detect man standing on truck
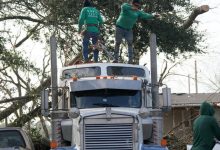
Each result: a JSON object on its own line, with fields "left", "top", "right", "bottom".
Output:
{"left": 191, "top": 101, "right": 220, "bottom": 150}
{"left": 78, "top": 0, "right": 104, "bottom": 63}
{"left": 114, "top": 0, "right": 158, "bottom": 64}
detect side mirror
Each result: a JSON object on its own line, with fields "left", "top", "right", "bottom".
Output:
{"left": 41, "top": 89, "right": 49, "bottom": 116}
{"left": 162, "top": 87, "right": 171, "bottom": 111}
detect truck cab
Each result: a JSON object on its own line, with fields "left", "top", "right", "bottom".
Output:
{"left": 42, "top": 63, "right": 170, "bottom": 150}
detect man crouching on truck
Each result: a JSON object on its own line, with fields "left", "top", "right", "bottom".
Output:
{"left": 192, "top": 101, "right": 220, "bottom": 150}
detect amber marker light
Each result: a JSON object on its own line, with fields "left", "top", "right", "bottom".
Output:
{"left": 161, "top": 138, "right": 167, "bottom": 147}
{"left": 109, "top": 76, "right": 114, "bottom": 79}
{"left": 96, "top": 76, "right": 101, "bottom": 79}
{"left": 133, "top": 76, "right": 138, "bottom": 80}
{"left": 72, "top": 76, "right": 78, "bottom": 81}
{"left": 50, "top": 140, "right": 58, "bottom": 149}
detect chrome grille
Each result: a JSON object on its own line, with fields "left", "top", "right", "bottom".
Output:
{"left": 84, "top": 123, "right": 133, "bottom": 150}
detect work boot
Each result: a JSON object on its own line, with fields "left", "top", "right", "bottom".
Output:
{"left": 84, "top": 59, "right": 91, "bottom": 63}
{"left": 112, "top": 60, "right": 118, "bottom": 63}
{"left": 128, "top": 60, "right": 134, "bottom": 64}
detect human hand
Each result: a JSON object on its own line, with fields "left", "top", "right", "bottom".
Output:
{"left": 154, "top": 14, "right": 161, "bottom": 18}
{"left": 78, "top": 30, "right": 85, "bottom": 36}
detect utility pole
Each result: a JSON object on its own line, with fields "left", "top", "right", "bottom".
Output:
{"left": 188, "top": 74, "right": 191, "bottom": 94}
{"left": 150, "top": 33, "right": 159, "bottom": 108}
{"left": 150, "top": 33, "right": 163, "bottom": 145}
{"left": 50, "top": 34, "right": 58, "bottom": 114}
{"left": 50, "top": 34, "right": 60, "bottom": 146}
{"left": 195, "top": 60, "right": 198, "bottom": 93}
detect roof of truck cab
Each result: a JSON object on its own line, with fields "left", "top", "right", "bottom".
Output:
{"left": 62, "top": 63, "right": 149, "bottom": 70}
{"left": 61, "top": 63, "right": 150, "bottom": 77}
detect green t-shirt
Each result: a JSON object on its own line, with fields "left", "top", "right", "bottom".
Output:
{"left": 116, "top": 3, "right": 154, "bottom": 30}
{"left": 192, "top": 102, "right": 220, "bottom": 150}
{"left": 78, "top": 7, "right": 103, "bottom": 33}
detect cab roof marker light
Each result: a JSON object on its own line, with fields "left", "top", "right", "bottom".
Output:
{"left": 133, "top": 76, "right": 138, "bottom": 80}
{"left": 96, "top": 76, "right": 114, "bottom": 79}
{"left": 109, "top": 76, "right": 114, "bottom": 79}
{"left": 96, "top": 76, "right": 101, "bottom": 79}
{"left": 72, "top": 76, "right": 78, "bottom": 81}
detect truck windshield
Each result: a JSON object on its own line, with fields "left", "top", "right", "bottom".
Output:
{"left": 71, "top": 89, "right": 141, "bottom": 108}
{"left": 107, "top": 66, "right": 145, "bottom": 77}
{"left": 62, "top": 67, "right": 101, "bottom": 79}
{"left": 0, "top": 130, "right": 26, "bottom": 148}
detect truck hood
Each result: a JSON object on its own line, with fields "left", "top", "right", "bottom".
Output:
{"left": 79, "top": 107, "right": 139, "bottom": 118}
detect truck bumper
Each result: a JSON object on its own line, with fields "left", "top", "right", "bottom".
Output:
{"left": 53, "top": 145, "right": 168, "bottom": 150}
{"left": 141, "top": 144, "right": 168, "bottom": 150}
{"left": 54, "top": 146, "right": 78, "bottom": 150}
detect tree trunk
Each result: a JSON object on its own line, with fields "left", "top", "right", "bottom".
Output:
{"left": 39, "top": 115, "right": 49, "bottom": 139}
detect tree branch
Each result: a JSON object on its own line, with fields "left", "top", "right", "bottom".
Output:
{"left": 182, "top": 5, "right": 209, "bottom": 29}
{"left": 0, "top": 77, "right": 51, "bottom": 121}
{"left": 0, "top": 16, "right": 46, "bottom": 24}
{"left": 0, "top": 95, "right": 37, "bottom": 104}
{"left": 8, "top": 106, "right": 41, "bottom": 127}
{"left": 14, "top": 23, "right": 41, "bottom": 48}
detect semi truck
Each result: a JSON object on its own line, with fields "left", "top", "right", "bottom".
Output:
{"left": 41, "top": 62, "right": 171, "bottom": 150}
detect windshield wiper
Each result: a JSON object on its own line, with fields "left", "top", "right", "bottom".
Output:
{"left": 93, "top": 103, "right": 119, "bottom": 107}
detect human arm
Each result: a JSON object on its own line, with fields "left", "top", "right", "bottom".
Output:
{"left": 138, "top": 11, "right": 155, "bottom": 20}
{"left": 78, "top": 8, "right": 86, "bottom": 33}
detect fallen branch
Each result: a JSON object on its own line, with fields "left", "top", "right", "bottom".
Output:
{"left": 182, "top": 5, "right": 209, "bottom": 29}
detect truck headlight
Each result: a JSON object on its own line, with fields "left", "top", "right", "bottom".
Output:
{"left": 69, "top": 107, "right": 80, "bottom": 118}
{"left": 138, "top": 107, "right": 150, "bottom": 118}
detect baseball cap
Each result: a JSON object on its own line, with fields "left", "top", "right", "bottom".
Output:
{"left": 83, "top": 0, "right": 92, "bottom": 7}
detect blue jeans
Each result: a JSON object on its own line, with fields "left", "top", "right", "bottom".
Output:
{"left": 82, "top": 32, "right": 99, "bottom": 62}
{"left": 114, "top": 26, "right": 133, "bottom": 64}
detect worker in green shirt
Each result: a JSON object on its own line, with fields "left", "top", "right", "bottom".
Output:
{"left": 114, "top": 0, "right": 158, "bottom": 64}
{"left": 192, "top": 101, "right": 220, "bottom": 150}
{"left": 78, "top": 0, "right": 103, "bottom": 63}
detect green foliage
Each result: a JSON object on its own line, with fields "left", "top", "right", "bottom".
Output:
{"left": 28, "top": 127, "right": 42, "bottom": 143}
{"left": 0, "top": 0, "right": 206, "bottom": 63}
{"left": 99, "top": 0, "right": 204, "bottom": 61}
{"left": 145, "top": 18, "right": 204, "bottom": 58}
{"left": 0, "top": 49, "right": 41, "bottom": 74}
{"left": 0, "top": 37, "right": 6, "bottom": 59}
